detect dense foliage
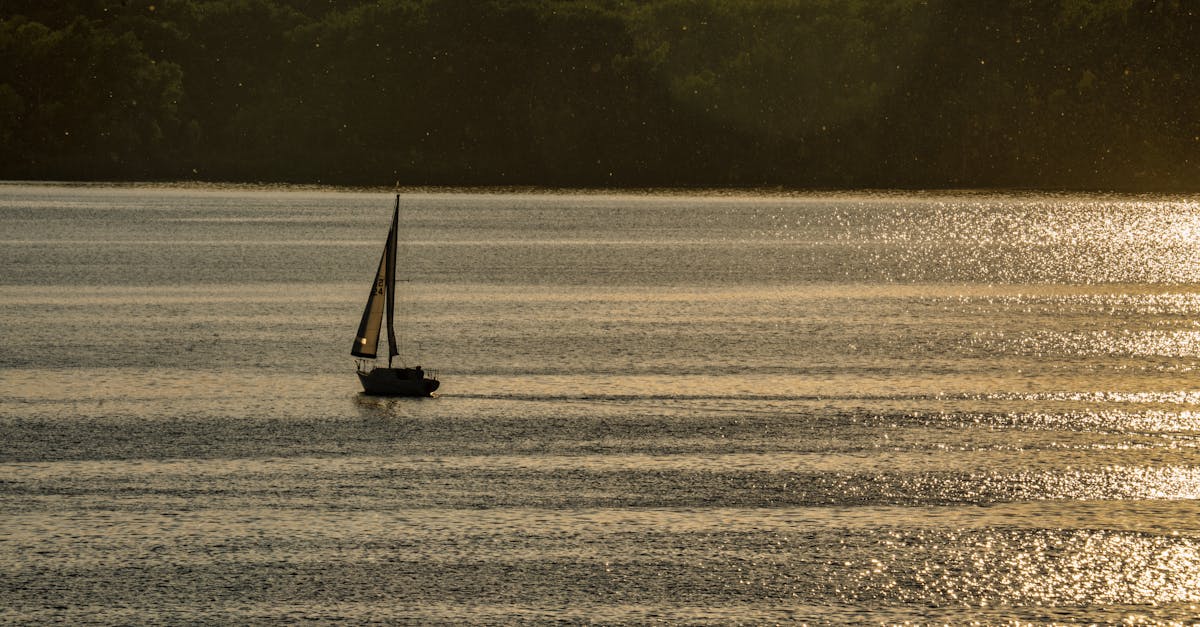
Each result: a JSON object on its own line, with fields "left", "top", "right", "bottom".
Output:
{"left": 2, "top": 0, "right": 1197, "bottom": 189}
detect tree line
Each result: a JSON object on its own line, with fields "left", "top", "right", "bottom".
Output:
{"left": 2, "top": 0, "right": 1197, "bottom": 189}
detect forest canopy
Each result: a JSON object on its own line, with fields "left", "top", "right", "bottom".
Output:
{"left": 1, "top": 0, "right": 1197, "bottom": 189}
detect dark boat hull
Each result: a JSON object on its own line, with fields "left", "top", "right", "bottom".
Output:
{"left": 357, "top": 368, "right": 440, "bottom": 397}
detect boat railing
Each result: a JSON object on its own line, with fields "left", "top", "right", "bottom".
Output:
{"left": 356, "top": 360, "right": 437, "bottom": 380}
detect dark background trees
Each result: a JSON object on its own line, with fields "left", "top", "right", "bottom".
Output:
{"left": 1, "top": 0, "right": 1197, "bottom": 189}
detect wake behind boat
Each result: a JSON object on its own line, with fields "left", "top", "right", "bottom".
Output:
{"left": 351, "top": 195, "right": 440, "bottom": 397}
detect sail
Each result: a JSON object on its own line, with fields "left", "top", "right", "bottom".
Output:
{"left": 384, "top": 197, "right": 400, "bottom": 363}
{"left": 351, "top": 246, "right": 388, "bottom": 358}
{"left": 352, "top": 196, "right": 403, "bottom": 361}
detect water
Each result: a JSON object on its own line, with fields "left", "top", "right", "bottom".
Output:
{"left": 2, "top": 183, "right": 1199, "bottom": 624}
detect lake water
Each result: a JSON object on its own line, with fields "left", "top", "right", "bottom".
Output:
{"left": 2, "top": 183, "right": 1200, "bottom": 624}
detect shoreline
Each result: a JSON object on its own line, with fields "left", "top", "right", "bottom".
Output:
{"left": 1, "top": 179, "right": 1195, "bottom": 200}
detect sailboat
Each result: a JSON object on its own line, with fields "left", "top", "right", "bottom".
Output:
{"left": 352, "top": 195, "right": 440, "bottom": 396}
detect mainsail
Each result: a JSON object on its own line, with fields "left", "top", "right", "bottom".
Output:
{"left": 352, "top": 197, "right": 401, "bottom": 362}
{"left": 383, "top": 197, "right": 399, "bottom": 364}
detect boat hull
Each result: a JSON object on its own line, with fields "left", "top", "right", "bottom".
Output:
{"left": 357, "top": 368, "right": 440, "bottom": 397}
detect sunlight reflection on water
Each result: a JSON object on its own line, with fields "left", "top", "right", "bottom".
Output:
{"left": 3, "top": 186, "right": 1200, "bottom": 623}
